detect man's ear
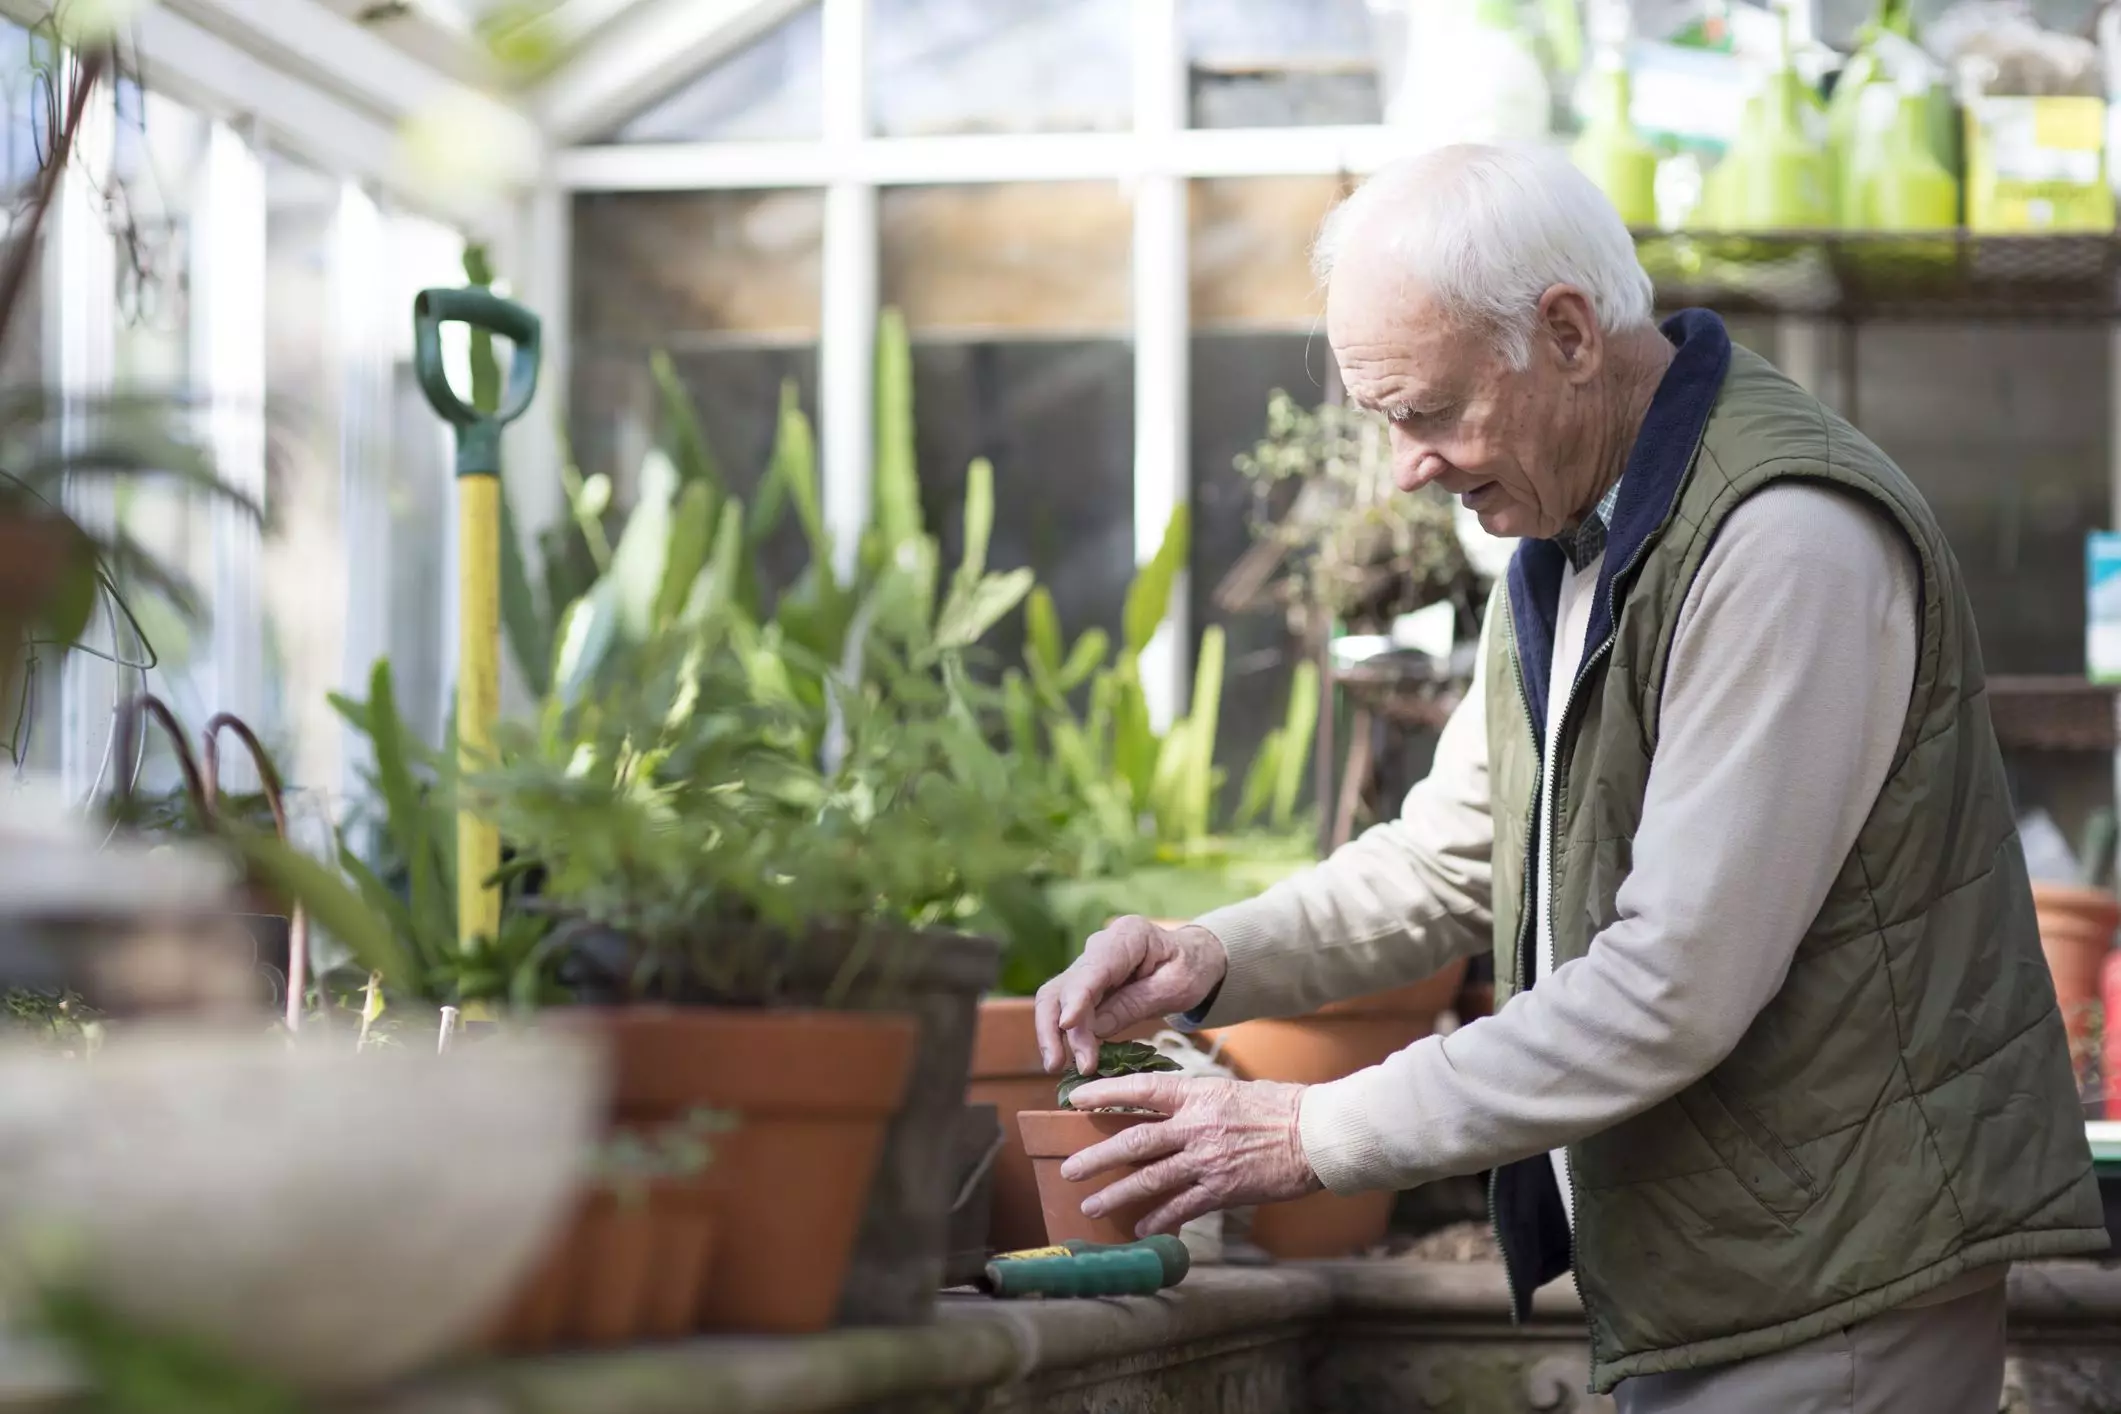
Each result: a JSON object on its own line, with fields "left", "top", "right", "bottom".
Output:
{"left": 1539, "top": 286, "right": 1602, "bottom": 383}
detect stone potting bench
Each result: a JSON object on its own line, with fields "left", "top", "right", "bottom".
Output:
{"left": 375, "top": 1260, "right": 2121, "bottom": 1412}
{"left": 6, "top": 1261, "right": 2120, "bottom": 1412}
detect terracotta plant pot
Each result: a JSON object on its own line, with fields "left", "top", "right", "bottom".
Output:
{"left": 484, "top": 1179, "right": 719, "bottom": 1351}
{"left": 2033, "top": 883, "right": 2119, "bottom": 1079}
{"left": 968, "top": 998, "right": 1160, "bottom": 1252}
{"left": 1019, "top": 1109, "right": 1165, "bottom": 1246}
{"left": 545, "top": 1006, "right": 916, "bottom": 1337}
{"left": 2103, "top": 949, "right": 2121, "bottom": 1121}
{"left": 1206, "top": 962, "right": 1468, "bottom": 1259}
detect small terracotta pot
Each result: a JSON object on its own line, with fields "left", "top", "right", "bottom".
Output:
{"left": 1019, "top": 1109, "right": 1164, "bottom": 1246}
{"left": 968, "top": 999, "right": 1160, "bottom": 1251}
{"left": 2033, "top": 883, "right": 2119, "bottom": 1075}
{"left": 543, "top": 1006, "right": 915, "bottom": 1337}
{"left": 2103, "top": 949, "right": 2121, "bottom": 1120}
{"left": 1205, "top": 962, "right": 1467, "bottom": 1259}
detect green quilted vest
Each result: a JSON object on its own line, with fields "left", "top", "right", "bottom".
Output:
{"left": 1483, "top": 311, "right": 2106, "bottom": 1393}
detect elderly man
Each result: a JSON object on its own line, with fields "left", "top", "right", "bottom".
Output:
{"left": 1035, "top": 143, "right": 2106, "bottom": 1411}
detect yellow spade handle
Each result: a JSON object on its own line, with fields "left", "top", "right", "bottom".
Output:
{"left": 458, "top": 473, "right": 502, "bottom": 949}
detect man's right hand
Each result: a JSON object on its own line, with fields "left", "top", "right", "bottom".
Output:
{"left": 1035, "top": 916, "right": 1229, "bottom": 1076}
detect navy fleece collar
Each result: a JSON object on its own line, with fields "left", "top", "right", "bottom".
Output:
{"left": 1503, "top": 308, "right": 1733, "bottom": 745}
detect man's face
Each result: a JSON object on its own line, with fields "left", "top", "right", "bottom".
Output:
{"left": 1326, "top": 258, "right": 1585, "bottom": 542}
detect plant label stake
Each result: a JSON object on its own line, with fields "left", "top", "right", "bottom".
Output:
{"left": 412, "top": 287, "right": 542, "bottom": 952}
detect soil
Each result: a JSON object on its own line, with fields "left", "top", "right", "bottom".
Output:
{"left": 1379, "top": 1220, "right": 1501, "bottom": 1263}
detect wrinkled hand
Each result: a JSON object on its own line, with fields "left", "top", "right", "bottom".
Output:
{"left": 1059, "top": 1073, "right": 1323, "bottom": 1236}
{"left": 1035, "top": 916, "right": 1228, "bottom": 1077}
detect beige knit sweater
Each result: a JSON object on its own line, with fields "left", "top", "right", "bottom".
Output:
{"left": 1188, "top": 482, "right": 1923, "bottom": 1201}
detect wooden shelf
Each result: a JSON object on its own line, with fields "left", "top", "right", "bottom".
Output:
{"left": 1988, "top": 676, "right": 2117, "bottom": 753}
{"left": 1635, "top": 230, "right": 2121, "bottom": 323}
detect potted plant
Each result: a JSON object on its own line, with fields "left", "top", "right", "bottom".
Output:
{"left": 1019, "top": 1041, "right": 1183, "bottom": 1246}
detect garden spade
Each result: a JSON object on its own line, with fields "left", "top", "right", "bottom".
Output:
{"left": 412, "top": 286, "right": 542, "bottom": 952}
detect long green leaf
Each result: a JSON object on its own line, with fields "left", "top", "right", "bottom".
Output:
{"left": 1272, "top": 660, "right": 1320, "bottom": 827}
{"left": 1025, "top": 587, "right": 1063, "bottom": 683}
{"left": 681, "top": 501, "right": 746, "bottom": 627}
{"left": 1183, "top": 626, "right": 1225, "bottom": 840}
{"left": 935, "top": 567, "right": 1034, "bottom": 651}
{"left": 1111, "top": 663, "right": 1158, "bottom": 810}
{"left": 497, "top": 479, "right": 552, "bottom": 697}
{"left": 1121, "top": 503, "right": 1189, "bottom": 657}
{"left": 959, "top": 457, "right": 994, "bottom": 584}
{"left": 1002, "top": 668, "right": 1038, "bottom": 760}
{"left": 1235, "top": 731, "right": 1282, "bottom": 830}
{"left": 339, "top": 843, "right": 427, "bottom": 974}
{"left": 655, "top": 480, "right": 716, "bottom": 630}
{"left": 651, "top": 349, "right": 723, "bottom": 494}
{"left": 551, "top": 583, "right": 618, "bottom": 707}
{"left": 873, "top": 306, "right": 922, "bottom": 553}
{"left": 772, "top": 381, "right": 828, "bottom": 569}
{"left": 1056, "top": 627, "right": 1109, "bottom": 693}
{"left": 607, "top": 448, "right": 679, "bottom": 640}
{"left": 227, "top": 832, "right": 413, "bottom": 991}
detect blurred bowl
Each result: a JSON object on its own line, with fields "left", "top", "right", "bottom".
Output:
{"left": 0, "top": 1024, "right": 605, "bottom": 1391}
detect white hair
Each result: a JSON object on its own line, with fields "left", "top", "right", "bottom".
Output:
{"left": 1313, "top": 143, "right": 1656, "bottom": 369}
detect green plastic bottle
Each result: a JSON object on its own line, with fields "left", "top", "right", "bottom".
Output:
{"left": 1723, "top": 8, "right": 1833, "bottom": 229}
{"left": 1571, "top": 57, "right": 1660, "bottom": 228}
{"left": 1863, "top": 83, "right": 1958, "bottom": 229}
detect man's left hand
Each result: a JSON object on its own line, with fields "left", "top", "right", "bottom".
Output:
{"left": 1058, "top": 1074, "right": 1325, "bottom": 1236}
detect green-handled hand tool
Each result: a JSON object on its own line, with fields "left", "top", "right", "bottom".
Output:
{"left": 978, "top": 1235, "right": 1191, "bottom": 1299}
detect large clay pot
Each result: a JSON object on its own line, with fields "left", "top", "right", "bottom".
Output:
{"left": 485, "top": 1178, "right": 720, "bottom": 1351}
{"left": 1019, "top": 1109, "right": 1164, "bottom": 1246}
{"left": 2034, "top": 883, "right": 2119, "bottom": 1083}
{"left": 1206, "top": 962, "right": 1468, "bottom": 1259}
{"left": 2102, "top": 949, "right": 2121, "bottom": 1121}
{"left": 553, "top": 1006, "right": 916, "bottom": 1336}
{"left": 968, "top": 998, "right": 1158, "bottom": 1252}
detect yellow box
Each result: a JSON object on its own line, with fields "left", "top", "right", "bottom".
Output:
{"left": 1965, "top": 95, "right": 2116, "bottom": 233}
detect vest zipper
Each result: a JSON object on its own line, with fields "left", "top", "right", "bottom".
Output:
{"left": 1492, "top": 611, "right": 1545, "bottom": 1325}
{"left": 1533, "top": 530, "right": 1658, "bottom": 1354}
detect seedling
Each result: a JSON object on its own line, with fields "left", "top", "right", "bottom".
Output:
{"left": 1056, "top": 1039, "right": 1181, "bottom": 1110}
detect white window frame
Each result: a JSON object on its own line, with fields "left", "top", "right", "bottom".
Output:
{"left": 550, "top": 1, "right": 1409, "bottom": 728}
{"left": 23, "top": 19, "right": 541, "bottom": 805}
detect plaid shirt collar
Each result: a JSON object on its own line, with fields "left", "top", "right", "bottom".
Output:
{"left": 1553, "top": 477, "right": 1623, "bottom": 574}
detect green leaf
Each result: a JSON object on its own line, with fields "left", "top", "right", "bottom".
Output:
{"left": 959, "top": 456, "right": 994, "bottom": 584}
{"left": 655, "top": 480, "right": 716, "bottom": 631}
{"left": 464, "top": 247, "right": 502, "bottom": 416}
{"left": 935, "top": 567, "right": 1033, "bottom": 651}
{"left": 550, "top": 583, "right": 618, "bottom": 708}
{"left": 771, "top": 381, "right": 828, "bottom": 571}
{"left": 497, "top": 479, "right": 552, "bottom": 698}
{"left": 230, "top": 831, "right": 413, "bottom": 990}
{"left": 1182, "top": 626, "right": 1225, "bottom": 840}
{"left": 1056, "top": 628, "right": 1109, "bottom": 693}
{"left": 1235, "top": 732, "right": 1281, "bottom": 831}
{"left": 1056, "top": 1039, "right": 1181, "bottom": 1109}
{"left": 1111, "top": 663, "right": 1157, "bottom": 810}
{"left": 1024, "top": 587, "right": 1063, "bottom": 683}
{"left": 1121, "top": 503, "right": 1189, "bottom": 658}
{"left": 574, "top": 472, "right": 613, "bottom": 522}
{"left": 1272, "top": 660, "right": 1319, "bottom": 827}
{"left": 608, "top": 449, "right": 679, "bottom": 641}
{"left": 680, "top": 501, "right": 746, "bottom": 627}
{"left": 1002, "top": 668, "right": 1038, "bottom": 760}
{"left": 651, "top": 349, "right": 723, "bottom": 495}
{"left": 873, "top": 306, "right": 922, "bottom": 554}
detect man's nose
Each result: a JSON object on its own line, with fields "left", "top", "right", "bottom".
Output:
{"left": 1393, "top": 440, "right": 1449, "bottom": 494}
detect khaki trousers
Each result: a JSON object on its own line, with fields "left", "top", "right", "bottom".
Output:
{"left": 1612, "top": 1280, "right": 2006, "bottom": 1414}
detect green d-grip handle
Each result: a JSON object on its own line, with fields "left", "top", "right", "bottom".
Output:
{"left": 980, "top": 1235, "right": 1191, "bottom": 1299}
{"left": 413, "top": 286, "right": 543, "bottom": 478}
